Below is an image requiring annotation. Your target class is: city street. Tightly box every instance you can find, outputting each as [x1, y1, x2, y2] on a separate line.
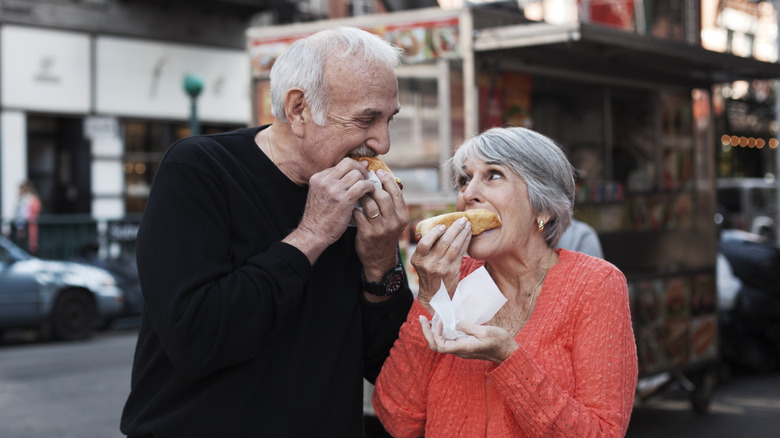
[627, 371, 780, 437]
[1, 327, 779, 437]
[0, 328, 137, 438]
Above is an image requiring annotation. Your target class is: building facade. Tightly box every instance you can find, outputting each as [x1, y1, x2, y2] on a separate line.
[0, 0, 273, 227]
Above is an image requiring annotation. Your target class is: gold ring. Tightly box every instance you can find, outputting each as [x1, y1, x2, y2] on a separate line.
[369, 212, 380, 219]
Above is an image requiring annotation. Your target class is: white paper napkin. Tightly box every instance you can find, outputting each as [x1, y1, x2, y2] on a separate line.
[429, 266, 507, 340]
[365, 170, 383, 189]
[350, 171, 383, 226]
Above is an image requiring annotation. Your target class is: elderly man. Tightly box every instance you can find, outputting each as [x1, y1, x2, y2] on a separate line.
[121, 27, 413, 438]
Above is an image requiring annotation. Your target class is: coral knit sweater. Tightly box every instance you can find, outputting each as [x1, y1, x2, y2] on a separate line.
[373, 249, 638, 437]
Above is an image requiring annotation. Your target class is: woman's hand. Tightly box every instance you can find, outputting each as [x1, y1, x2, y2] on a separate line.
[419, 316, 518, 364]
[410, 217, 472, 314]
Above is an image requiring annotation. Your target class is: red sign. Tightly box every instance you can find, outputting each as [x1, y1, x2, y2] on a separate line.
[581, 0, 635, 30]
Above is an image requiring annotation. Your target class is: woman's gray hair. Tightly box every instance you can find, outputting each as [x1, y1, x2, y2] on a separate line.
[450, 126, 576, 248]
[269, 26, 402, 126]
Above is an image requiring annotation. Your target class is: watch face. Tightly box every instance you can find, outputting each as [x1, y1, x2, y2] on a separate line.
[386, 270, 404, 294]
[363, 264, 405, 296]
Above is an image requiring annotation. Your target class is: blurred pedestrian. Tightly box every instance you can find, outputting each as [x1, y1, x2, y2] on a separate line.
[556, 218, 603, 258]
[14, 180, 41, 254]
[120, 26, 413, 438]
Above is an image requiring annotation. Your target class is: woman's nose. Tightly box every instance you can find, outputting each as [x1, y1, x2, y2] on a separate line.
[460, 179, 483, 204]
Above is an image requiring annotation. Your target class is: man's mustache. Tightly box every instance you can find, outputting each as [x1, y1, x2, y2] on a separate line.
[348, 145, 377, 158]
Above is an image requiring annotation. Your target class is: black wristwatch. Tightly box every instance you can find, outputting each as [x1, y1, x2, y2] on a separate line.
[361, 261, 406, 297]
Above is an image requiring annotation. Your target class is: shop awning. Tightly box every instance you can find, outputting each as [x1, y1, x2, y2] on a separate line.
[473, 21, 780, 88]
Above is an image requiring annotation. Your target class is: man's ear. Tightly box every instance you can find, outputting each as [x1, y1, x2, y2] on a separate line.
[284, 88, 307, 137]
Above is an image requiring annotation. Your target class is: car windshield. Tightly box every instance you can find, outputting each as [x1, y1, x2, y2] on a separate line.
[0, 236, 33, 263]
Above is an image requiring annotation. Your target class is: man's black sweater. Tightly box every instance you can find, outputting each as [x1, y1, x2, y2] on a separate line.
[120, 126, 413, 437]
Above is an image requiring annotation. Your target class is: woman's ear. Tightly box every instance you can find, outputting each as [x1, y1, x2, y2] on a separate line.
[284, 88, 307, 137]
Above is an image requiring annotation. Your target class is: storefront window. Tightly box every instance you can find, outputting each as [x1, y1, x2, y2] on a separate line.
[123, 120, 241, 213]
[27, 115, 90, 215]
[123, 121, 177, 214]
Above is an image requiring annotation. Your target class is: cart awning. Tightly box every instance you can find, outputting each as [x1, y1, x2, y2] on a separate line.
[473, 21, 780, 88]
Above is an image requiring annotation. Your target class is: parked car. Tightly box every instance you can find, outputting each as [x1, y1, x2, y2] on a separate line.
[0, 235, 124, 341]
[717, 229, 780, 374]
[73, 241, 143, 319]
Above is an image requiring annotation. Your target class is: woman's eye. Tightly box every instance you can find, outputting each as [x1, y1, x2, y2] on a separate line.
[457, 175, 470, 187]
[488, 169, 505, 181]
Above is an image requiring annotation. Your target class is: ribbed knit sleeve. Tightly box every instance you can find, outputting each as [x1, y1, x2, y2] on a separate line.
[373, 300, 440, 438]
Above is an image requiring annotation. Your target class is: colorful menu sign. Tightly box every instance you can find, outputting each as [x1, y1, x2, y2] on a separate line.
[249, 16, 460, 78]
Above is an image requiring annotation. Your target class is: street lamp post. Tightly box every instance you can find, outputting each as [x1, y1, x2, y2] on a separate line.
[183, 74, 204, 136]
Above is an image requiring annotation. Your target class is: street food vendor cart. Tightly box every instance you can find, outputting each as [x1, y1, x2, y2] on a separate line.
[246, 4, 780, 414]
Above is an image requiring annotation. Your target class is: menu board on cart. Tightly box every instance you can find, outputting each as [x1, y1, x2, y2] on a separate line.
[631, 273, 718, 376]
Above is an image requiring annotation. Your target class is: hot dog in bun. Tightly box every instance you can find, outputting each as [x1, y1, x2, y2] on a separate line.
[415, 209, 501, 237]
[351, 155, 403, 190]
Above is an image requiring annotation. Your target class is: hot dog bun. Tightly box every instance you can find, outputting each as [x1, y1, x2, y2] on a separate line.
[415, 209, 501, 236]
[351, 156, 403, 190]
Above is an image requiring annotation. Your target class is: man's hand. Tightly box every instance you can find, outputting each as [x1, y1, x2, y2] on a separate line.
[284, 158, 376, 265]
[352, 167, 408, 281]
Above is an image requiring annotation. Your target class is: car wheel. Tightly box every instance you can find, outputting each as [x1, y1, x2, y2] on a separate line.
[51, 290, 94, 340]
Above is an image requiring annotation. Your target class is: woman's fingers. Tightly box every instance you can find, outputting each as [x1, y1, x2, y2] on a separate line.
[454, 320, 483, 336]
[419, 315, 439, 351]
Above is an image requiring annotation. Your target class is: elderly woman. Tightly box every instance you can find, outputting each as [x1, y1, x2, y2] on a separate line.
[373, 126, 637, 437]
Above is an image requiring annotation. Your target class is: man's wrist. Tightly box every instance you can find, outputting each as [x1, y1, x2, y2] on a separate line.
[361, 252, 400, 282]
[361, 259, 405, 297]
[282, 227, 329, 266]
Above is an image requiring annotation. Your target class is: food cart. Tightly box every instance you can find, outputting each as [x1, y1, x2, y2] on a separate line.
[246, 5, 780, 414]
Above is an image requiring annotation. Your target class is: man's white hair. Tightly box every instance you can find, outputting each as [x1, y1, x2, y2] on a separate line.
[269, 27, 402, 126]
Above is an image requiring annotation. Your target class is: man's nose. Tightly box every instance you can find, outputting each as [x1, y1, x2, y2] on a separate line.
[366, 123, 391, 155]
